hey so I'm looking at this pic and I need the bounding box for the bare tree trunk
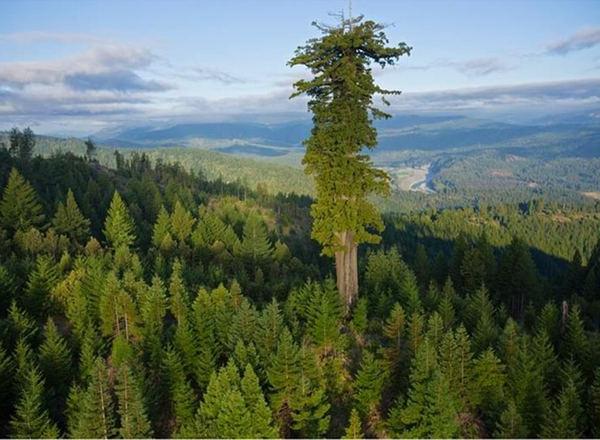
[335,230,358,312]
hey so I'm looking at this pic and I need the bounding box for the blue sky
[1,0,599,135]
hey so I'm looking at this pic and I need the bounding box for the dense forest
[1,129,600,438]
[2,7,600,439]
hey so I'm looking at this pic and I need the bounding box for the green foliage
[115,363,153,438]
[52,189,91,245]
[236,213,273,266]
[388,338,460,438]
[103,191,136,248]
[342,408,364,439]
[187,362,276,438]
[289,17,411,255]
[10,367,59,438]
[0,168,44,233]
[354,351,387,419]
[39,318,72,424]
[494,400,527,438]
[0,134,598,439]
[68,358,116,439]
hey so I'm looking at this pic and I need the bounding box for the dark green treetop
[289,16,411,256]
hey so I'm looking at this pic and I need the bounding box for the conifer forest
[1,2,600,439]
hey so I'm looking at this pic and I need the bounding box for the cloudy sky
[1,0,599,135]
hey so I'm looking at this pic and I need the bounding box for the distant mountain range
[93,110,600,161]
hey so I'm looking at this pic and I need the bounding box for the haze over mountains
[91,109,600,162]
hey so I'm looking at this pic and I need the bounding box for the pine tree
[84,137,96,161]
[541,375,583,438]
[188,361,275,438]
[289,17,411,307]
[562,304,589,370]
[6,301,37,344]
[169,259,189,324]
[115,363,153,438]
[52,189,91,245]
[10,367,59,438]
[389,338,459,438]
[24,255,59,318]
[342,408,364,439]
[240,364,278,438]
[69,358,116,438]
[103,191,136,249]
[237,214,273,266]
[256,299,284,366]
[170,200,195,243]
[494,399,527,438]
[400,268,422,316]
[470,348,506,429]
[290,344,331,437]
[267,328,301,437]
[0,168,45,233]
[162,348,196,436]
[9,127,36,162]
[354,351,387,424]
[39,318,72,426]
[351,297,369,336]
[305,280,346,354]
[191,290,217,389]
[510,338,548,436]
[152,206,173,249]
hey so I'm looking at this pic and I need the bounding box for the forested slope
[0,148,599,438]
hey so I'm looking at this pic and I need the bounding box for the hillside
[0,150,599,438]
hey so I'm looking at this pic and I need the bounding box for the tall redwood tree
[289,15,411,309]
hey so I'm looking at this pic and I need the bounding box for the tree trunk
[335,230,358,311]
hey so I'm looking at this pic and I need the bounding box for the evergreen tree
[240,364,278,438]
[170,200,195,243]
[39,318,72,426]
[237,213,273,266]
[289,16,411,308]
[188,362,276,438]
[68,358,116,438]
[9,367,59,438]
[8,127,36,162]
[305,280,346,354]
[115,363,153,438]
[103,191,136,249]
[256,299,285,366]
[510,338,548,436]
[24,255,59,318]
[52,189,91,244]
[0,168,45,233]
[400,268,422,316]
[162,348,196,436]
[541,375,583,438]
[290,344,330,437]
[494,399,527,438]
[389,338,459,438]
[354,351,387,425]
[470,348,506,429]
[152,206,174,252]
[342,408,364,439]
[351,297,368,336]
[562,304,589,370]
[267,328,301,436]
[382,302,407,389]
